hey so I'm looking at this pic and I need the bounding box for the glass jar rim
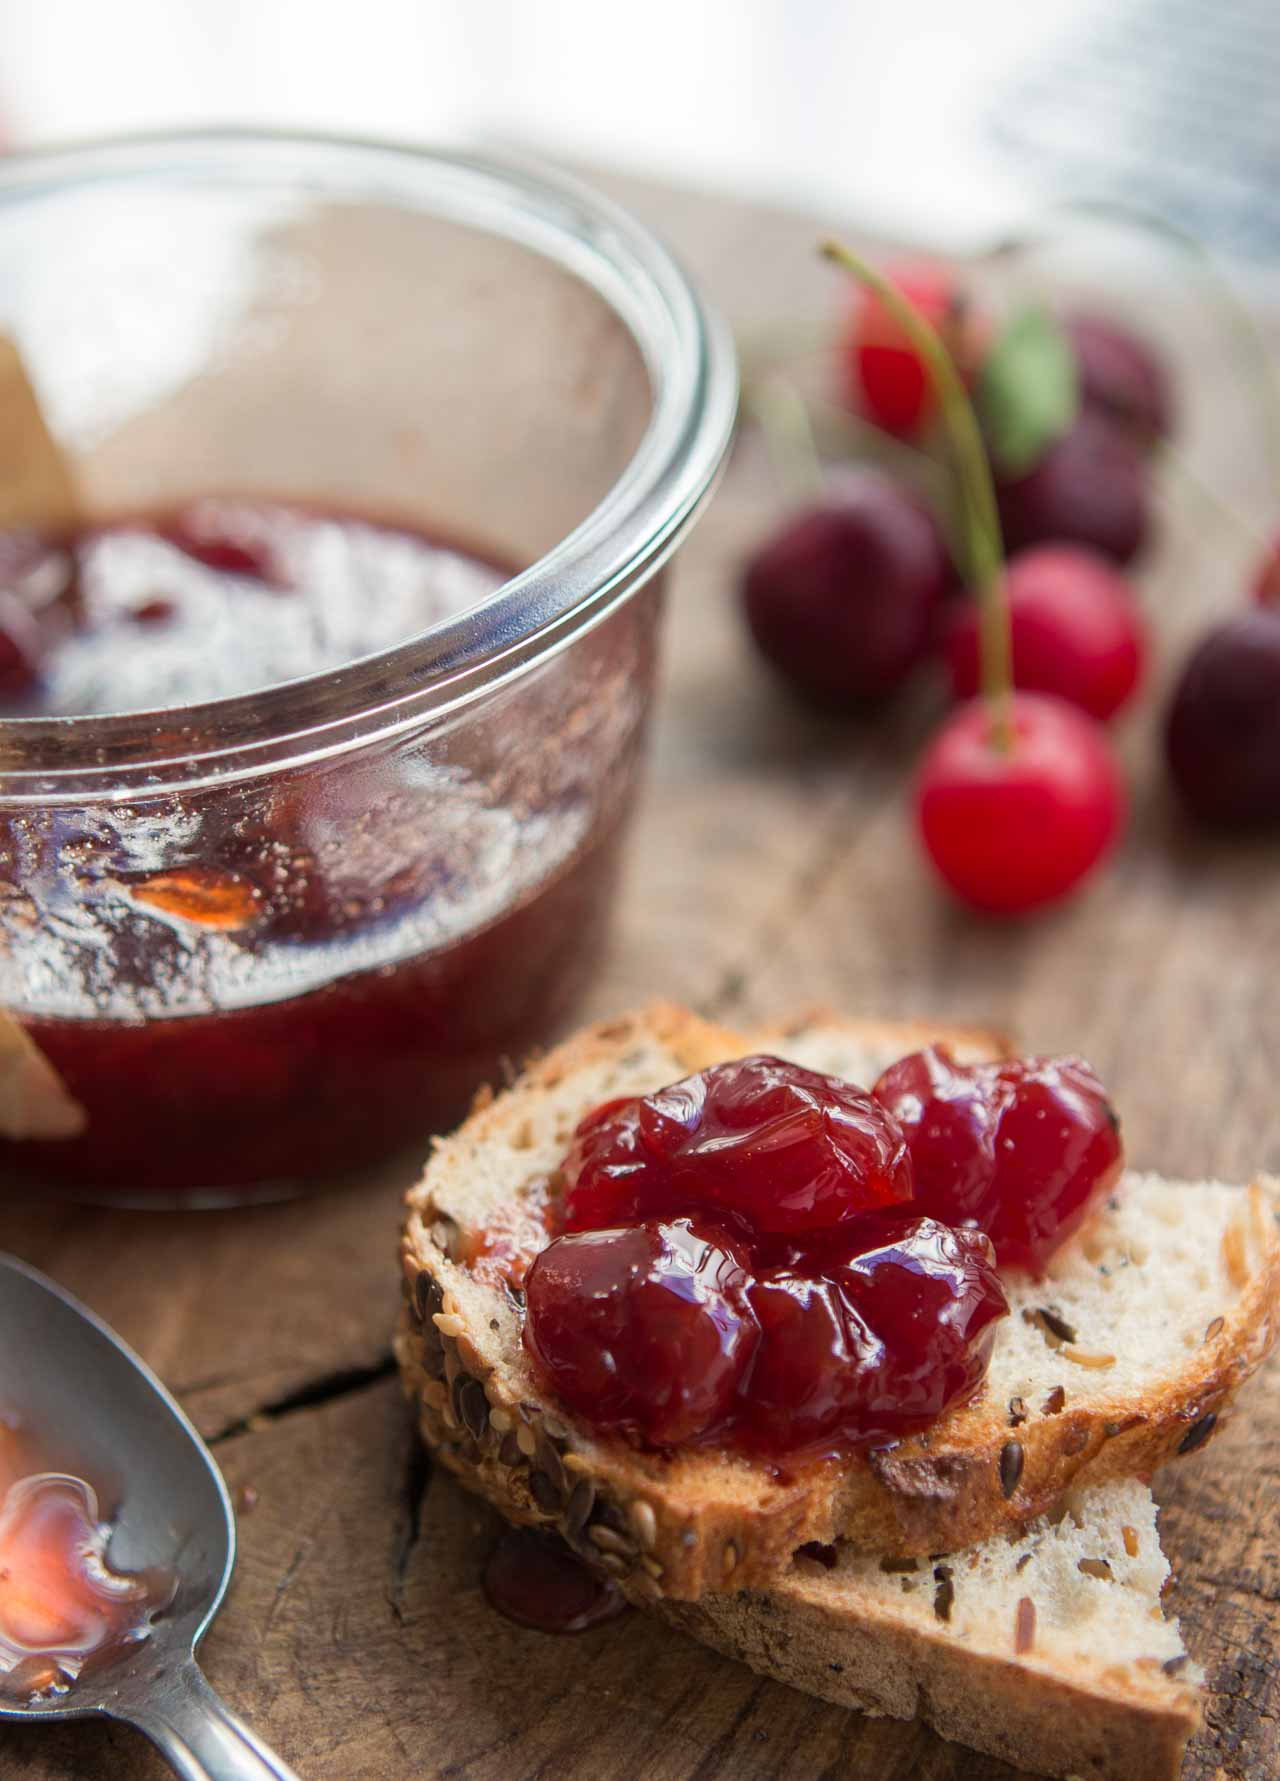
[0,129,737,803]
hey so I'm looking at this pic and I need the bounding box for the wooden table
[3,171,1278,1781]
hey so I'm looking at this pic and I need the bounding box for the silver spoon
[0,1252,300,1780]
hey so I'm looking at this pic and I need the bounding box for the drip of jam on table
[0,501,640,1198]
[483,1525,627,1635]
[0,1422,173,1698]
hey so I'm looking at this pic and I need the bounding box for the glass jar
[0,132,736,1205]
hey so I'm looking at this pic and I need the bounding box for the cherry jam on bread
[561,1054,913,1236]
[872,1047,1123,1273]
[523,1050,1123,1458]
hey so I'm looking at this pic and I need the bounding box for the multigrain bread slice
[664,1476,1203,1781]
[396,1004,1280,1602]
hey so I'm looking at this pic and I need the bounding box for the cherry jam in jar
[0,502,652,1199]
[0,134,736,1204]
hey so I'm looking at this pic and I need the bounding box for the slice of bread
[664,1476,1203,1781]
[397,1004,1280,1601]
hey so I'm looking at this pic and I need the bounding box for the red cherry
[523,1218,759,1445]
[996,411,1150,565]
[740,471,950,705]
[843,264,977,437]
[916,692,1125,914]
[743,1214,1007,1451]
[874,1047,1123,1272]
[561,1055,914,1238]
[1063,312,1172,447]
[945,546,1145,721]
[1165,608,1280,825]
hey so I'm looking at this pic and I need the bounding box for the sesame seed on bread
[396,1004,1280,1602]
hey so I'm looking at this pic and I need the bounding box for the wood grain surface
[2,169,1278,1781]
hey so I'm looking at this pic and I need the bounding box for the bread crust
[662,1576,1201,1781]
[396,1003,1280,1603]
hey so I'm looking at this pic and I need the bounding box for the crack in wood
[687,1677,769,1780]
[388,1436,433,1623]
[206,1351,397,1445]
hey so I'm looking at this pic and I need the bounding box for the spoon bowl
[0,1253,298,1779]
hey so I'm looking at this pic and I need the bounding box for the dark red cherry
[1165,608,1280,825]
[1063,312,1172,447]
[742,1215,1007,1451]
[561,1055,914,1238]
[740,471,950,706]
[916,692,1125,914]
[874,1047,1123,1272]
[523,1218,758,1445]
[945,546,1145,722]
[995,411,1150,565]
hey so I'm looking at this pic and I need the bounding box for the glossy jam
[0,502,641,1199]
[873,1046,1124,1273]
[562,1055,914,1237]
[526,1208,1005,1456]
[2,825,625,1196]
[0,1471,172,1698]
[0,501,505,717]
[525,1058,1011,1458]
[483,1526,627,1635]
[743,1215,1006,1452]
[524,1218,759,1445]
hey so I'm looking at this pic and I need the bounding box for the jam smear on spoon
[0,1468,174,1699]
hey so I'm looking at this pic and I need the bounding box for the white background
[0,0,1105,248]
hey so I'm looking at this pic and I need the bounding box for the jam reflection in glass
[0,502,656,1200]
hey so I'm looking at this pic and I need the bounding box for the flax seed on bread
[396,1003,1280,1602]
[665,1476,1202,1781]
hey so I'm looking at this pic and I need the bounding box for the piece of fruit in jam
[560,1055,914,1238]
[743,1214,1007,1452]
[126,866,262,932]
[873,1046,1123,1273]
[0,1471,172,1698]
[524,1217,759,1445]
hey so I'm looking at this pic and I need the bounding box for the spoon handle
[126,1660,301,1781]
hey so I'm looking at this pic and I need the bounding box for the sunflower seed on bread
[396,1003,1280,1601]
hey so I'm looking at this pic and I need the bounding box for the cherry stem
[737,330,949,489]
[745,371,825,505]
[819,238,1013,748]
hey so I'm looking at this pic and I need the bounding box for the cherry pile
[523,1047,1122,1454]
[743,240,1280,906]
